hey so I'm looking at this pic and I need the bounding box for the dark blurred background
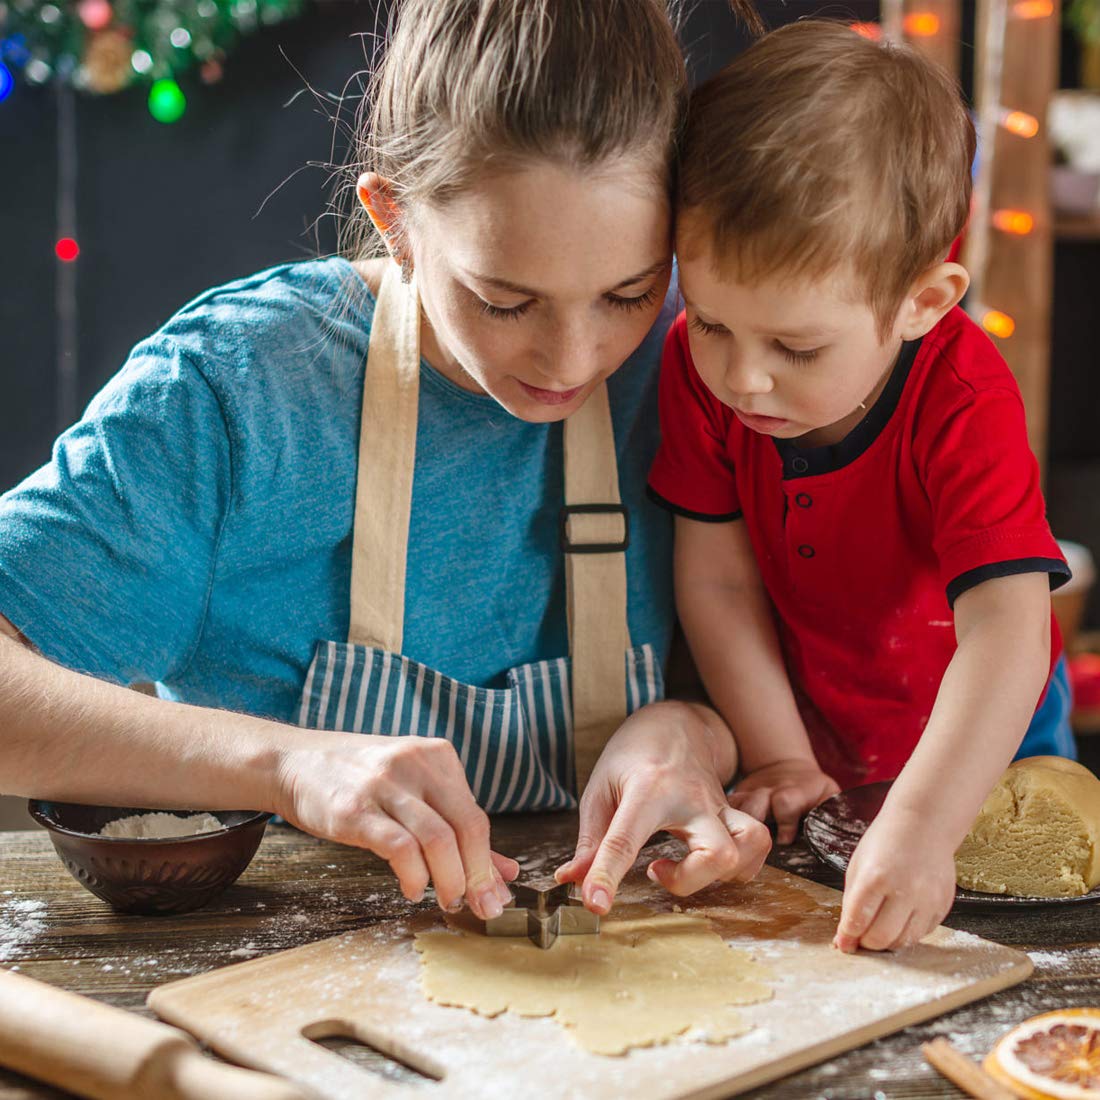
[0,0,1094,625]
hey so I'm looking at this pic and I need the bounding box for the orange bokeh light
[992,209,1035,235]
[850,22,883,40]
[1000,110,1040,138]
[982,310,1016,339]
[903,12,941,36]
[1011,0,1054,17]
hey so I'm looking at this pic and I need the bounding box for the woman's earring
[859,400,868,411]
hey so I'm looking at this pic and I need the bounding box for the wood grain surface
[2,814,1099,1099]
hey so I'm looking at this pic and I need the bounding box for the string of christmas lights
[860,2,1056,344]
[0,0,307,121]
[967,0,1056,341]
[55,77,78,428]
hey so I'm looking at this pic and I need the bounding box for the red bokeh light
[77,0,114,31]
[55,238,80,262]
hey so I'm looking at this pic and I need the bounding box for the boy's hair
[340,0,761,260]
[678,20,976,340]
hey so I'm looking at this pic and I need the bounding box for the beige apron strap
[562,383,632,793]
[348,261,420,650]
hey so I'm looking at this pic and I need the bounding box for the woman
[0,0,768,922]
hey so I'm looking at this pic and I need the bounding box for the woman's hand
[273,731,517,921]
[728,759,840,845]
[555,701,771,914]
[833,806,957,952]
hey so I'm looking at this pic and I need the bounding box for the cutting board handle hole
[303,1020,444,1086]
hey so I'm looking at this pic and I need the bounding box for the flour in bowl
[98,812,225,839]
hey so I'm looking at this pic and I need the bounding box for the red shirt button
[798,545,815,558]
[796,493,812,508]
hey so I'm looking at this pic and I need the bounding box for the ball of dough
[955,756,1100,897]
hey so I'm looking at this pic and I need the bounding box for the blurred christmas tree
[0,0,307,108]
[0,2,314,430]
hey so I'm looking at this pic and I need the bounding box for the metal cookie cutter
[485,882,600,949]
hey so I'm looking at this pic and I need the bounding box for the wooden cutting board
[148,862,1031,1100]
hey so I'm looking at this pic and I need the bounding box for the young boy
[648,21,1073,953]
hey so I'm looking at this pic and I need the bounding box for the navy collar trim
[773,336,923,480]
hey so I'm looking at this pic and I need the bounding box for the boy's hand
[834,808,957,952]
[555,701,771,914]
[728,759,840,844]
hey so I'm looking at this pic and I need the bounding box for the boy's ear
[356,172,407,261]
[897,262,970,341]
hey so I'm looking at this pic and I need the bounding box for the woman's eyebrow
[464,259,671,299]
[467,272,541,297]
[609,259,671,290]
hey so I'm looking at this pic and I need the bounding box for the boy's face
[677,235,902,444]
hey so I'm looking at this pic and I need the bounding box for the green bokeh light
[148,78,186,123]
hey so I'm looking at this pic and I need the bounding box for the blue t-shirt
[0,258,676,723]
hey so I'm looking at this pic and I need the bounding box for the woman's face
[401,159,672,423]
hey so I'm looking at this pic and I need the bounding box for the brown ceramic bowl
[27,801,271,915]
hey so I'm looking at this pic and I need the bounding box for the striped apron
[296,262,663,812]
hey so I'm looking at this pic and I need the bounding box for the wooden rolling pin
[0,969,313,1100]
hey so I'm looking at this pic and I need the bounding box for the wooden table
[2,814,1098,1100]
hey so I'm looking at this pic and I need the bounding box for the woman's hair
[338,0,760,262]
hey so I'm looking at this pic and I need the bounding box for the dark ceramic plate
[28,800,271,915]
[803,781,1100,909]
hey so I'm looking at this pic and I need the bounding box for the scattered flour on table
[0,898,47,961]
[98,812,224,839]
[1028,945,1100,972]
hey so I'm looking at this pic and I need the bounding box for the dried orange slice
[984,1009,1100,1099]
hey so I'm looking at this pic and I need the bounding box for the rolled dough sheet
[414,906,772,1055]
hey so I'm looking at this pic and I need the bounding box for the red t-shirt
[648,306,1069,788]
